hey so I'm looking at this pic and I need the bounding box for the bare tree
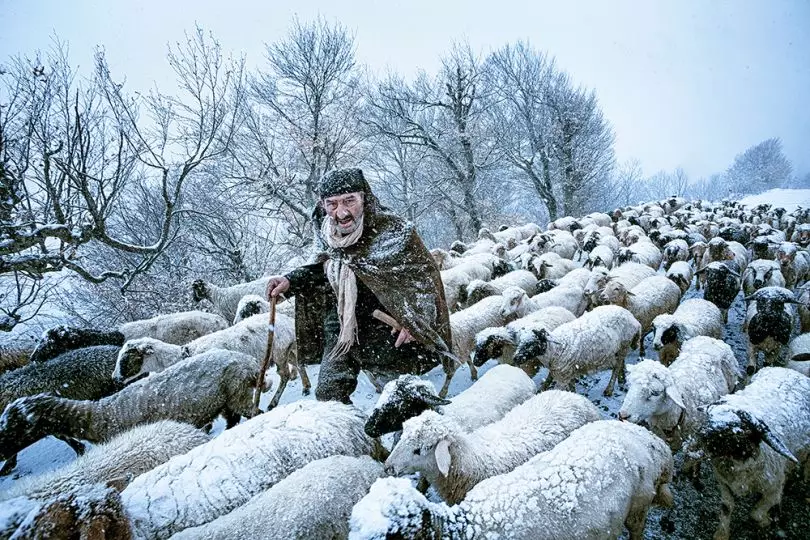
[0,29,245,331]
[726,137,792,195]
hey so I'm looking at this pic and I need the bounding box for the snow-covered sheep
[599,275,682,356]
[666,260,694,295]
[0,345,123,475]
[776,241,810,288]
[513,305,641,396]
[440,260,492,310]
[364,364,536,438]
[796,285,810,333]
[115,312,304,409]
[526,252,577,280]
[15,400,375,540]
[699,261,742,323]
[662,239,690,270]
[702,237,749,276]
[191,275,273,323]
[473,306,576,371]
[479,222,541,246]
[169,455,383,540]
[619,337,739,452]
[464,269,537,307]
[617,241,663,270]
[583,262,656,308]
[742,259,785,296]
[0,350,262,463]
[448,295,515,383]
[351,420,673,540]
[500,283,587,320]
[0,344,31,376]
[537,231,579,260]
[649,299,724,366]
[546,215,580,232]
[431,250,509,276]
[29,326,125,363]
[231,294,296,324]
[785,333,810,376]
[586,243,615,270]
[696,367,810,540]
[535,267,592,294]
[743,286,799,375]
[0,421,209,503]
[385,390,601,504]
[119,310,229,345]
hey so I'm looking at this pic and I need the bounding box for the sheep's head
[499,287,527,319]
[707,237,729,261]
[619,361,682,425]
[385,411,456,479]
[113,340,154,382]
[29,327,124,363]
[13,483,131,540]
[651,316,682,352]
[349,477,432,540]
[364,376,449,438]
[616,248,633,265]
[534,279,556,294]
[599,280,629,306]
[0,394,62,462]
[191,279,209,303]
[697,406,797,464]
[234,295,266,324]
[477,227,496,242]
[465,280,495,307]
[582,232,600,253]
[473,327,513,367]
[491,257,512,278]
[513,327,550,365]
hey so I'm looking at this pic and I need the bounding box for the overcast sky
[2,0,808,180]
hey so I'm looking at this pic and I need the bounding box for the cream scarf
[322,214,365,361]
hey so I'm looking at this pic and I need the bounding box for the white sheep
[661,238,690,270]
[449,295,513,381]
[440,260,492,310]
[617,241,663,270]
[649,299,724,366]
[527,251,577,280]
[231,294,296,324]
[0,421,209,503]
[512,305,641,396]
[665,260,694,295]
[538,230,579,259]
[701,237,749,276]
[115,312,305,409]
[697,367,810,540]
[473,306,576,372]
[120,310,229,345]
[500,284,587,320]
[464,269,537,307]
[599,275,682,356]
[586,243,614,270]
[385,390,601,504]
[13,400,375,540]
[741,258,786,297]
[583,262,656,308]
[191,275,273,323]
[479,222,541,245]
[169,455,384,540]
[619,336,739,452]
[351,420,673,540]
[364,364,536,437]
[785,333,810,376]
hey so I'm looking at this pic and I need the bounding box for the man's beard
[335,213,361,235]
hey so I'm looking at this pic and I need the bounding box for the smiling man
[265,168,453,404]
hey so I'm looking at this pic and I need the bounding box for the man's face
[323,191,364,235]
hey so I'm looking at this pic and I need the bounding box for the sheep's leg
[750,480,783,529]
[722,308,728,324]
[223,409,241,428]
[713,482,735,540]
[746,342,758,376]
[540,373,555,391]
[437,359,456,398]
[298,362,312,396]
[466,358,478,381]
[269,361,291,410]
[624,504,650,540]
[638,332,646,357]
[363,369,384,393]
[57,436,86,456]
[0,454,17,476]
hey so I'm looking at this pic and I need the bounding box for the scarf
[322,214,365,361]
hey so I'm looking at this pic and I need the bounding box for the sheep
[115,312,305,409]
[500,283,587,320]
[232,294,296,324]
[119,310,229,345]
[743,286,800,375]
[534,267,592,294]
[440,260,492,310]
[742,259,785,296]
[0,343,32,375]
[0,345,124,475]
[599,275,682,356]
[796,284,810,333]
[785,333,810,376]
[0,349,262,463]
[526,251,577,280]
[649,299,724,366]
[14,400,375,540]
[537,231,579,260]
[583,262,656,308]
[696,367,810,540]
[585,243,614,270]
[478,222,541,245]
[776,241,810,288]
[619,337,739,454]
[666,260,694,295]
[473,306,576,372]
[513,305,642,396]
[0,421,209,503]
[463,269,537,307]
[431,250,509,276]
[364,364,536,438]
[29,326,125,363]
[384,390,601,504]
[546,215,580,232]
[699,261,742,323]
[351,420,673,540]
[617,241,663,270]
[661,238,690,270]
[448,295,515,382]
[191,275,272,323]
[169,455,383,540]
[702,237,749,276]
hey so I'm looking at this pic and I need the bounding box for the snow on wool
[649,298,724,366]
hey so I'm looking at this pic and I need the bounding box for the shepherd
[266,168,455,404]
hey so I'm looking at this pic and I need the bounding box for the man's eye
[413,448,422,456]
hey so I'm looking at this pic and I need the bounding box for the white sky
[2,0,808,180]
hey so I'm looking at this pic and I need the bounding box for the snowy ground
[738,188,810,213]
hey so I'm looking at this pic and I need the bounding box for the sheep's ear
[181,346,192,359]
[666,385,686,410]
[416,385,451,407]
[738,410,798,463]
[434,439,452,477]
[105,474,132,493]
[626,290,636,297]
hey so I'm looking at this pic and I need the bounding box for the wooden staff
[253,295,278,415]
[373,309,402,331]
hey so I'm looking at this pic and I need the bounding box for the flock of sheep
[0,196,810,539]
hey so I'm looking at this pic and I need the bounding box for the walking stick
[253,295,277,415]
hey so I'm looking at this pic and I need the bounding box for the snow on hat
[318,168,368,198]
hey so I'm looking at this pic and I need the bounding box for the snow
[738,189,810,213]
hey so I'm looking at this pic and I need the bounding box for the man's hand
[394,327,414,348]
[266,276,290,299]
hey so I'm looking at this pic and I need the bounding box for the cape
[293,201,452,368]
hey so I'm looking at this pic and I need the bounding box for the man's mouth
[337,216,354,226]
